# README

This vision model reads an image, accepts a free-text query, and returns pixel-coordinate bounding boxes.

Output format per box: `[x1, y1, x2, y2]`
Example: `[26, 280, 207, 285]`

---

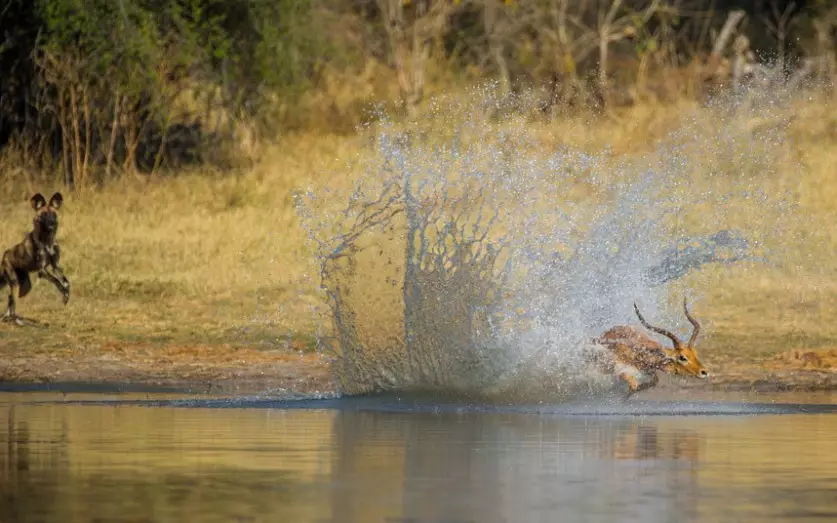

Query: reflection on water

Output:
[1, 392, 837, 523]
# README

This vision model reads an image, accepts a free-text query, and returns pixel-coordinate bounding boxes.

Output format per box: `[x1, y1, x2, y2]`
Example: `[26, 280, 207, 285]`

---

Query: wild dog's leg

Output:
[17, 269, 32, 298]
[38, 245, 70, 305]
[1, 295, 15, 324]
[1, 254, 23, 325]
[8, 271, 41, 326]
[38, 269, 70, 304]
[51, 244, 69, 304]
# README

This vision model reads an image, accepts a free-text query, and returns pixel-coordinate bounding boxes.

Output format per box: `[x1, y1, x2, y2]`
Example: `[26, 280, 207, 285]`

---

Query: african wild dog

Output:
[0, 192, 70, 325]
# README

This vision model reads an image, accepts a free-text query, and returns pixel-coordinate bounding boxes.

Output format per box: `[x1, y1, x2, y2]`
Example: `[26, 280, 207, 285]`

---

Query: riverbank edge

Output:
[1, 354, 836, 396]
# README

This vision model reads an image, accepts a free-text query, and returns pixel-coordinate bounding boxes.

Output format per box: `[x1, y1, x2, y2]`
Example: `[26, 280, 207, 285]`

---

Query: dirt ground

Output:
[698, 349, 837, 392]
[0, 341, 334, 395]
[1, 340, 837, 396]
[677, 349, 837, 392]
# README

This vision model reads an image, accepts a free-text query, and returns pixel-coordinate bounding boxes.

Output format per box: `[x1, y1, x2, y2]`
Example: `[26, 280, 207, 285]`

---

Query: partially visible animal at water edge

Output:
[0, 192, 71, 326]
[591, 298, 709, 397]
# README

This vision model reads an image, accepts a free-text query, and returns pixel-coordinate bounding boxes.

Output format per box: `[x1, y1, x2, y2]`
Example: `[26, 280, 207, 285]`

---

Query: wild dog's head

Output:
[31, 192, 63, 238]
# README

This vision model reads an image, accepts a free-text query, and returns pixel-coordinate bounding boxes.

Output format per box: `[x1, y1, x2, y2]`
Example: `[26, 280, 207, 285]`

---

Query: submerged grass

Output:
[2, 89, 837, 383]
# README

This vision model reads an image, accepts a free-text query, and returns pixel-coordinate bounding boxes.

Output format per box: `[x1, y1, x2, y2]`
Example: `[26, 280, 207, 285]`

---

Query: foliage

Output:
[0, 0, 834, 186]
[0, 0, 326, 182]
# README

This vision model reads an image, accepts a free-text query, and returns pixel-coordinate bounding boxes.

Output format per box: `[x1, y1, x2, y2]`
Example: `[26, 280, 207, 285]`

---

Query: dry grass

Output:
[0, 133, 365, 355]
[2, 87, 837, 385]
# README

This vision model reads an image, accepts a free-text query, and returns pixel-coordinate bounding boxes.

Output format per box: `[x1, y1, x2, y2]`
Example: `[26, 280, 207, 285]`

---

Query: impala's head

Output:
[634, 299, 708, 379]
[31, 192, 63, 237]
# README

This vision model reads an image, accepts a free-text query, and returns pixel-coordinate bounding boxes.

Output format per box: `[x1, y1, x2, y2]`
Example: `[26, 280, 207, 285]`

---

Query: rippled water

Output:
[2, 391, 836, 523]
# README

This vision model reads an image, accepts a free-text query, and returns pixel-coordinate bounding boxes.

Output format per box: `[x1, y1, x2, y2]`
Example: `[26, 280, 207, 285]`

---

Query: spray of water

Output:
[296, 85, 797, 402]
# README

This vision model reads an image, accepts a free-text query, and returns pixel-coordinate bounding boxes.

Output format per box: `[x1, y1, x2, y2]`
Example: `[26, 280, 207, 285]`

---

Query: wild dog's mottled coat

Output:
[1, 193, 70, 325]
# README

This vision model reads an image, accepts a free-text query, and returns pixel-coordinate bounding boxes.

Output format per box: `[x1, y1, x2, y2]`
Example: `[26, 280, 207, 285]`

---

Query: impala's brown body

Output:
[0, 192, 70, 325]
[594, 299, 708, 396]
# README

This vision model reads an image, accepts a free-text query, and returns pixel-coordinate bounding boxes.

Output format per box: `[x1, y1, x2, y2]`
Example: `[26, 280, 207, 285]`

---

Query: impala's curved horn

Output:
[684, 298, 701, 348]
[634, 302, 682, 349]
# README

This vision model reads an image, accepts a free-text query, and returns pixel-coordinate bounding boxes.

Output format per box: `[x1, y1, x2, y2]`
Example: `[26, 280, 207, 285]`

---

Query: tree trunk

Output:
[598, 34, 610, 105]
[378, 0, 435, 118]
[82, 86, 91, 184]
[484, 0, 510, 95]
[69, 85, 83, 186]
[151, 122, 170, 175]
[597, 0, 624, 108]
[58, 91, 74, 190]
[704, 10, 746, 79]
[106, 90, 121, 178]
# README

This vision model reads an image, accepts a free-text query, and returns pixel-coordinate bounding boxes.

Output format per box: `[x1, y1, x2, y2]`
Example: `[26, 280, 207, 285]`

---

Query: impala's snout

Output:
[699, 369, 708, 379]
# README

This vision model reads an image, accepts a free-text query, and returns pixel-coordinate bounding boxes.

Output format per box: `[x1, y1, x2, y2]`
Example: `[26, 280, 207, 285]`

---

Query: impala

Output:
[593, 298, 708, 396]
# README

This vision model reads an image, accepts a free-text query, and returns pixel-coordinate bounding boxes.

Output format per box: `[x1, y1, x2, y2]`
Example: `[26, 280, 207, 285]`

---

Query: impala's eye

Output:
[678, 355, 689, 363]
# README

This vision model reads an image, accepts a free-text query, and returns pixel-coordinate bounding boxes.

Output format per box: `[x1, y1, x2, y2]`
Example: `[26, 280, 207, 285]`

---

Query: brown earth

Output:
[677, 349, 837, 392]
[2, 340, 837, 396]
[0, 340, 334, 395]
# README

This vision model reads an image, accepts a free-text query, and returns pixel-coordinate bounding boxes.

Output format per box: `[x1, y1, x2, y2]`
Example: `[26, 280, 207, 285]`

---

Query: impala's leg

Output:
[620, 372, 642, 397]
[622, 372, 660, 399]
[633, 373, 660, 396]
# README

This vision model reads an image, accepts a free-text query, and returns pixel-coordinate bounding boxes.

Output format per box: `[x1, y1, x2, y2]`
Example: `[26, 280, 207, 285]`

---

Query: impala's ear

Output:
[48, 192, 63, 210]
[31, 193, 47, 211]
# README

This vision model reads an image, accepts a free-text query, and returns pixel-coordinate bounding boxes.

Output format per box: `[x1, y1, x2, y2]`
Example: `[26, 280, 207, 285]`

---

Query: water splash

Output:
[297, 86, 796, 401]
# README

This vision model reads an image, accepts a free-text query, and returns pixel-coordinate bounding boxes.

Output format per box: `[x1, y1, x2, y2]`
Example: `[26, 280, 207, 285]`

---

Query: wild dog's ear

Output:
[31, 193, 47, 211]
[48, 192, 63, 210]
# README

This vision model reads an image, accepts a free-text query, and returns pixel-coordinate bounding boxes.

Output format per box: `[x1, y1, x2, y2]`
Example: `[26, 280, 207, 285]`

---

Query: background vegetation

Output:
[2, 0, 835, 186]
[1, 0, 837, 387]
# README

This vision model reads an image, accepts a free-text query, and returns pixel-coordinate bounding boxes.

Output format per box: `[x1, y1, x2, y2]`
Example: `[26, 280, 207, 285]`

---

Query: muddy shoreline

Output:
[0, 342, 335, 396]
[1, 344, 837, 396]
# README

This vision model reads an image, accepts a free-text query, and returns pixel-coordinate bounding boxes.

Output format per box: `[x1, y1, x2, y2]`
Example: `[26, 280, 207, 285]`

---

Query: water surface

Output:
[2, 391, 836, 523]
